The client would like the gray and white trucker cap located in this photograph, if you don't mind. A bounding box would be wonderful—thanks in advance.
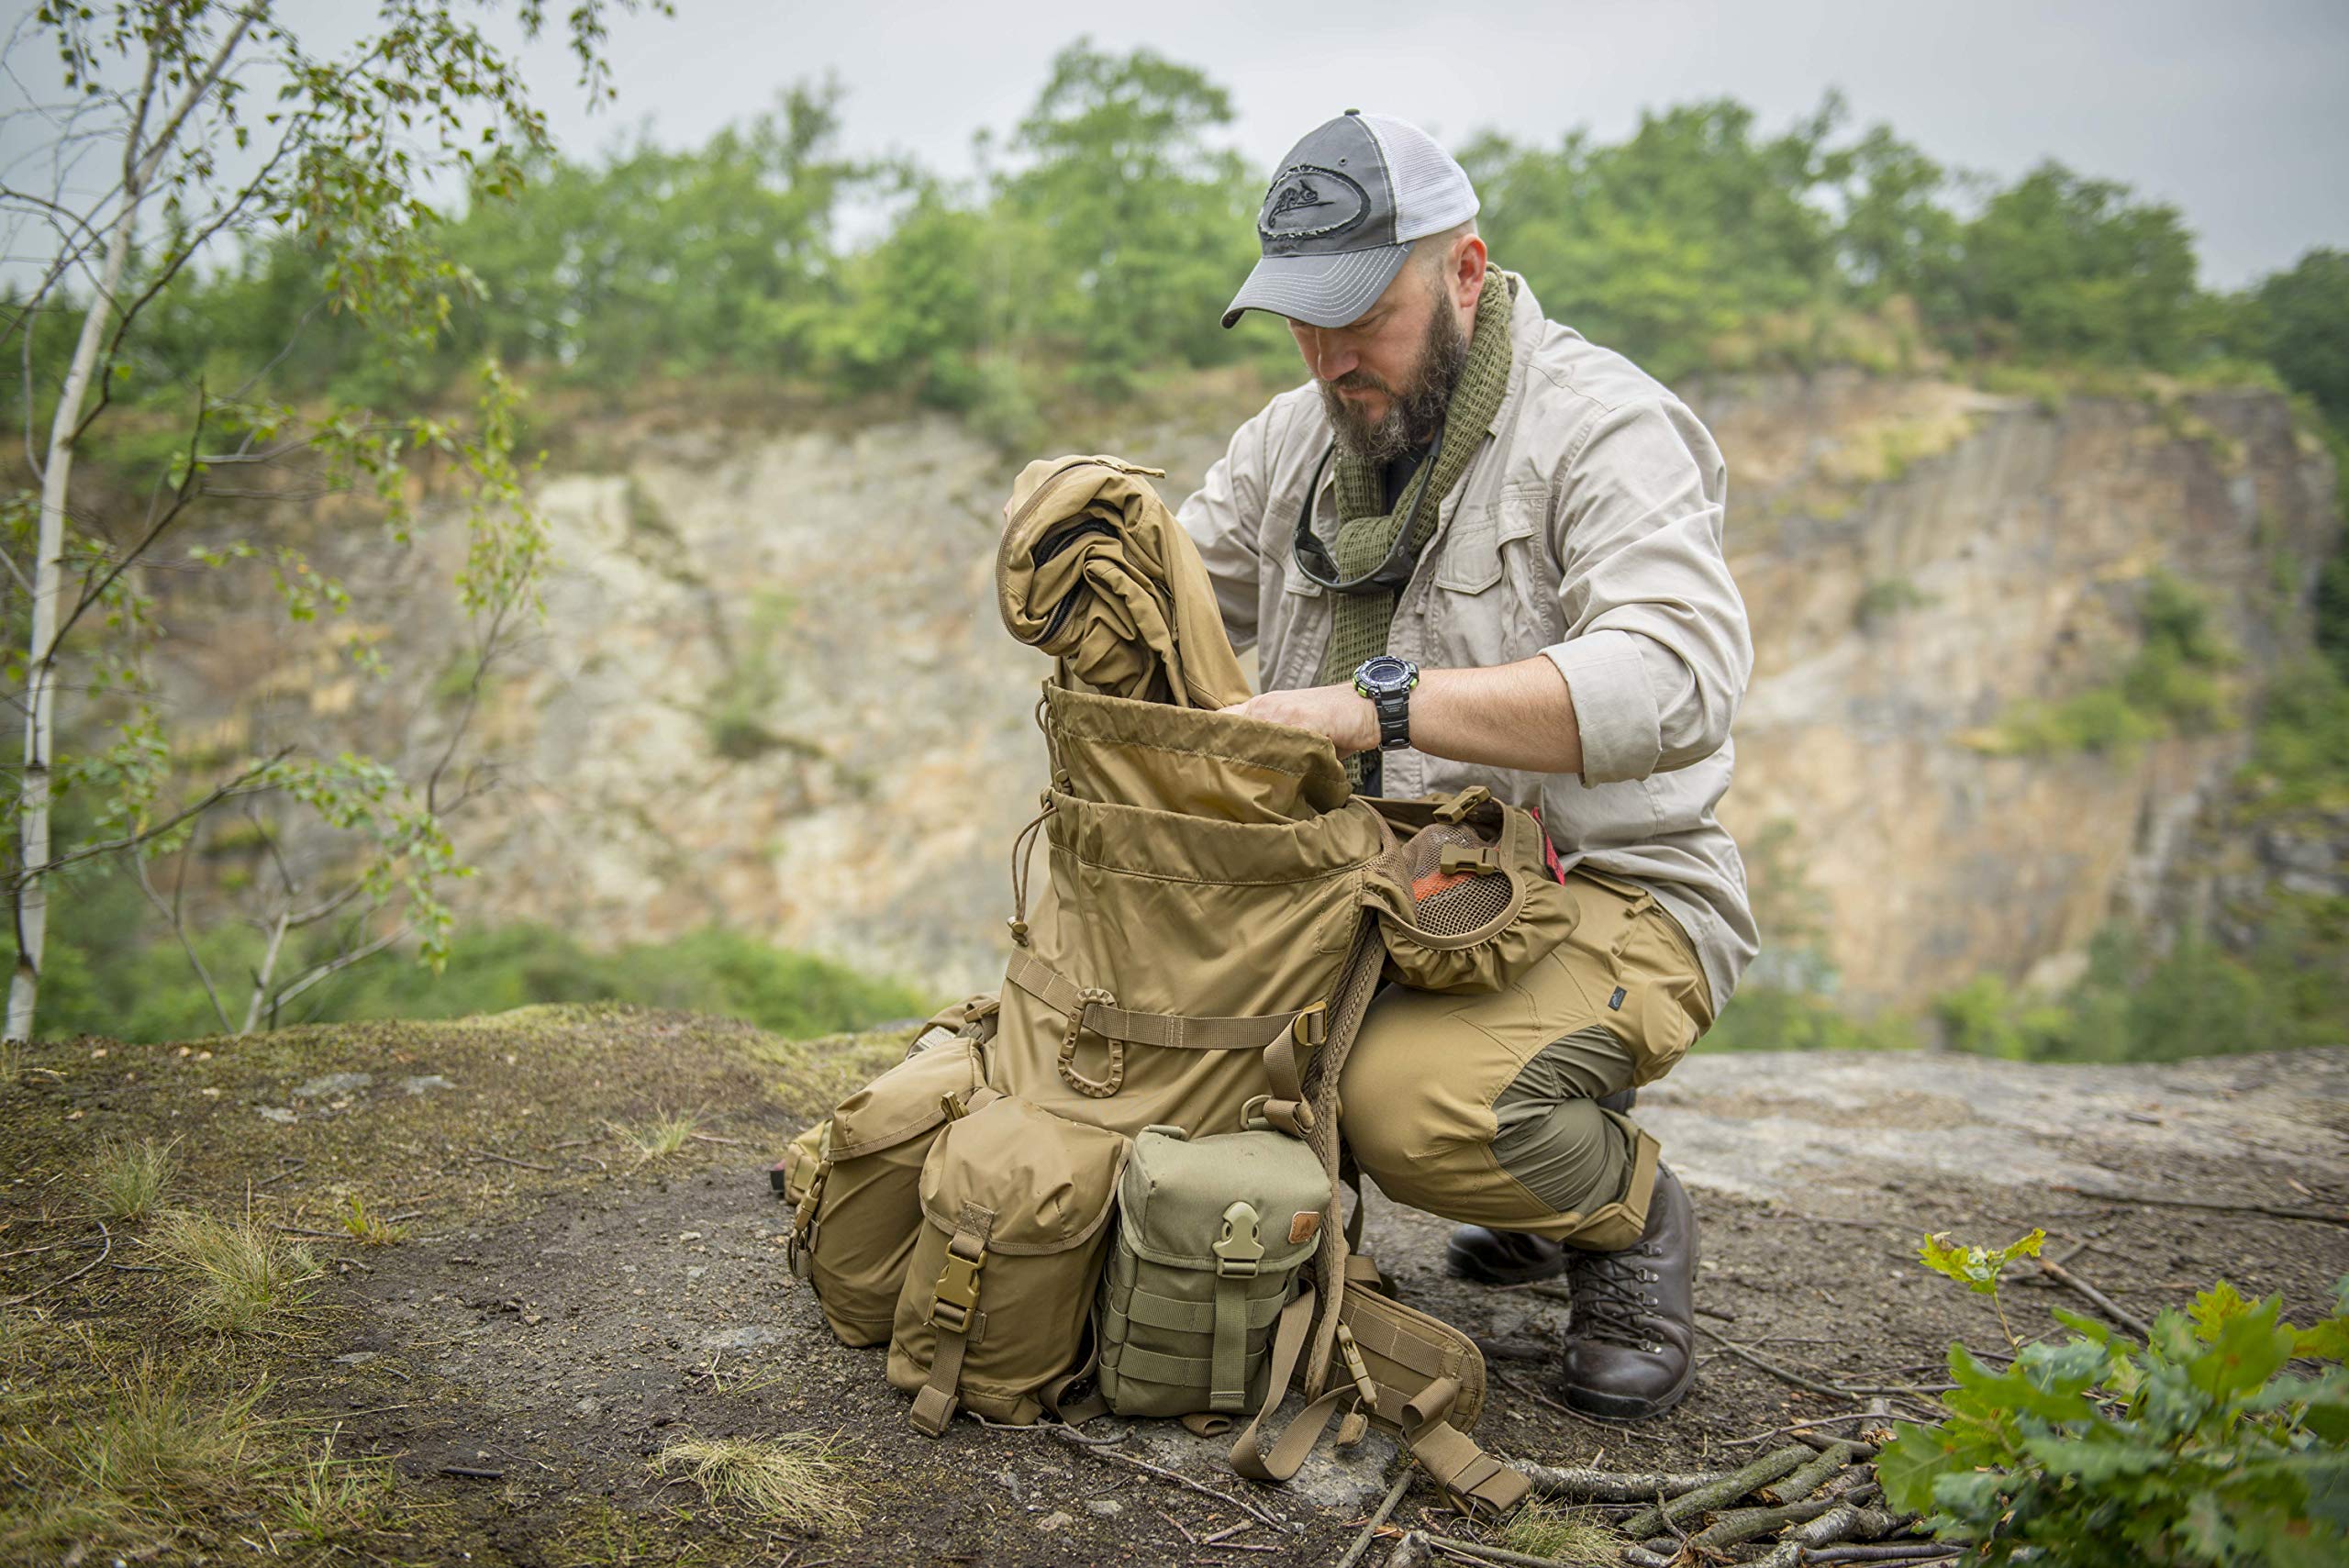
[1221,110,1478,330]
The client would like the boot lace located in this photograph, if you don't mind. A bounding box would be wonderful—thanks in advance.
[1569,1240,1660,1351]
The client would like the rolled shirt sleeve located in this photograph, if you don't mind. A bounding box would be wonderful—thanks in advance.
[1540,397,1752,786]
[1176,405,1273,654]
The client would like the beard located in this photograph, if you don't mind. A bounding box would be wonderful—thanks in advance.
[1318,283,1470,465]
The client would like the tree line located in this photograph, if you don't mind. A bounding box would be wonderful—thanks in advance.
[31,40,2333,442]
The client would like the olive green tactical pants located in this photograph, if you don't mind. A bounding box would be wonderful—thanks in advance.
[1339,870,1715,1253]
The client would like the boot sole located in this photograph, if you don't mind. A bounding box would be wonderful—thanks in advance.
[1442,1237,1568,1286]
[1557,1355,1697,1422]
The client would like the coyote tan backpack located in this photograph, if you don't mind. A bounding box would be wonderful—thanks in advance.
[787,1037,990,1346]
[887,1095,1128,1433]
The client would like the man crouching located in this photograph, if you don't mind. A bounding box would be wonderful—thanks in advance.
[1178,110,1756,1420]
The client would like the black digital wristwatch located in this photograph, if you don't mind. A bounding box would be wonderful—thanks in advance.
[1352,655,1419,751]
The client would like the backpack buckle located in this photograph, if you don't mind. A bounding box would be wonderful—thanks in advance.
[1214,1202,1264,1278]
[930,1244,986,1333]
[1431,785,1491,824]
[1290,1002,1327,1048]
[1336,1323,1380,1408]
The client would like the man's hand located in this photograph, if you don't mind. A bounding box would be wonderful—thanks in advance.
[1220,684,1380,757]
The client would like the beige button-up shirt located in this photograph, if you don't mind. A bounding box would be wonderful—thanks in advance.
[1176,272,1758,1011]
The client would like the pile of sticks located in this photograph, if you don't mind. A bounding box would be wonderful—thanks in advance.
[1384,1430,1948,1567]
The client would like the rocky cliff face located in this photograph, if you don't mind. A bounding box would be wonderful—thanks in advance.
[143,372,2339,1011]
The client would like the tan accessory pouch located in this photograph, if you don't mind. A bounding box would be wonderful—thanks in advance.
[788,1038,990,1347]
[887,1095,1128,1434]
[1363,786,1577,994]
[1228,1277,1530,1520]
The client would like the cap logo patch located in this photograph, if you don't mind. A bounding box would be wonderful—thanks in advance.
[1258,162,1368,245]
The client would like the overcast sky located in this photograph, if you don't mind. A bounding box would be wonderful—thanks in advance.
[6,1,2345,288]
[474,0,2345,289]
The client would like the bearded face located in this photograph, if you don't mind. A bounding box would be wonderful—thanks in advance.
[1316,273,1471,465]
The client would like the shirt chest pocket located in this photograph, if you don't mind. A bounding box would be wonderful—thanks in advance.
[1426,484,1557,662]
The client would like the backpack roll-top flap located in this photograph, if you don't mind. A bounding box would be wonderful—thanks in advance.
[796,1040,992,1348]
[1044,682,1352,823]
[891,1096,1129,1435]
[1097,1125,1332,1418]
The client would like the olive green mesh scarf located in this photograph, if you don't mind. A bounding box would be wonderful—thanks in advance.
[1314,273,1515,781]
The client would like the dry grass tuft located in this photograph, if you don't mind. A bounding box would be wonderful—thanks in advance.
[149,1210,324,1335]
[652,1433,858,1534]
[1497,1498,1631,1564]
[607,1106,699,1164]
[86,1136,178,1222]
[335,1193,408,1247]
[0,1359,395,1558]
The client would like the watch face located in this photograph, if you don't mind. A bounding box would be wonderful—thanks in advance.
[1359,655,1414,695]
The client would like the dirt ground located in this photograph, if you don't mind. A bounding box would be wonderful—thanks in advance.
[5,1006,2346,1565]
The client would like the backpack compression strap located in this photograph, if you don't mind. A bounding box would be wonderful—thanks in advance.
[1004,950,1324,1134]
[910,1202,995,1436]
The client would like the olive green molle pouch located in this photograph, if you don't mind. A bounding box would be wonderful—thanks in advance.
[889,1095,1128,1434]
[1096,1114,1332,1419]
[1364,785,1577,994]
[786,1037,990,1348]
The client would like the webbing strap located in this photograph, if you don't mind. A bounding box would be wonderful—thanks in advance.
[909,1206,993,1437]
[1108,1284,1288,1337]
[1399,1378,1531,1518]
[1007,951,1321,1132]
[1210,1272,1251,1412]
[1006,951,1326,1053]
[1228,1288,1351,1485]
[1042,1324,1108,1428]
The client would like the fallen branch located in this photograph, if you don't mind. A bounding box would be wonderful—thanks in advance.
[2052,1184,2349,1227]
[1620,1443,1810,1539]
[1386,1532,1431,1568]
[1758,1440,1865,1506]
[1334,1466,1415,1568]
[1696,1322,1952,1402]
[0,1218,108,1306]
[1807,1545,1957,1564]
[2036,1256,2152,1338]
[1047,1424,1286,1532]
[1749,1502,1908,1568]
[1686,1494,1845,1552]
[1517,1460,1731,1504]
[1720,1411,1887,1450]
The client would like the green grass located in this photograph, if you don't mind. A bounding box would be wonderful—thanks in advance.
[84,1137,176,1222]
[148,1211,325,1336]
[608,1107,700,1165]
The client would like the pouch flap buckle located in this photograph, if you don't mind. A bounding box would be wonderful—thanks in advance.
[1290,1001,1328,1048]
[1213,1201,1264,1278]
[930,1244,986,1332]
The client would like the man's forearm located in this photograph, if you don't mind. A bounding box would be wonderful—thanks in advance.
[1221,655,1586,776]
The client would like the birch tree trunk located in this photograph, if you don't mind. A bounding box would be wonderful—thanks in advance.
[6,8,255,1042]
[6,183,144,1043]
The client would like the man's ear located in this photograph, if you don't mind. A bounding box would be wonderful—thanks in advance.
[1451,233,1489,313]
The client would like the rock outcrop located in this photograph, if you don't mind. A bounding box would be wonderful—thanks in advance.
[141,371,2340,1010]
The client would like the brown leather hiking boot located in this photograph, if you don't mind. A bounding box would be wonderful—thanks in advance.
[1444,1224,1567,1284]
[1554,1163,1698,1420]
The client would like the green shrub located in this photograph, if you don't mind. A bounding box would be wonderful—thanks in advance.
[1880,1276,2349,1564]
